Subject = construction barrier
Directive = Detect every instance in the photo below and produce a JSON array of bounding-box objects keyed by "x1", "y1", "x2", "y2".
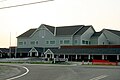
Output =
[{"x1": 92, "y1": 60, "x2": 118, "y2": 66}]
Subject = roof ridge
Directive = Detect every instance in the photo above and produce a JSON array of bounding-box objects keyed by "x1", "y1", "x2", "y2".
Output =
[
  {"x1": 43, "y1": 24, "x2": 55, "y2": 35},
  {"x1": 57, "y1": 25, "x2": 84, "y2": 28},
  {"x1": 17, "y1": 28, "x2": 37, "y2": 38},
  {"x1": 104, "y1": 29, "x2": 120, "y2": 37},
  {"x1": 42, "y1": 24, "x2": 55, "y2": 28},
  {"x1": 104, "y1": 29, "x2": 120, "y2": 32}
]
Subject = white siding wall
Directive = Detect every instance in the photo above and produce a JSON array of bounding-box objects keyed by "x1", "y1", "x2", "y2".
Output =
[
  {"x1": 17, "y1": 38, "x2": 29, "y2": 48},
  {"x1": 90, "y1": 38, "x2": 98, "y2": 45},
  {"x1": 17, "y1": 25, "x2": 56, "y2": 48},
  {"x1": 103, "y1": 30, "x2": 120, "y2": 45},
  {"x1": 17, "y1": 26, "x2": 96, "y2": 48},
  {"x1": 56, "y1": 36, "x2": 73, "y2": 46},
  {"x1": 73, "y1": 35, "x2": 81, "y2": 45},
  {"x1": 81, "y1": 27, "x2": 95, "y2": 45},
  {"x1": 98, "y1": 33, "x2": 109, "y2": 45}
]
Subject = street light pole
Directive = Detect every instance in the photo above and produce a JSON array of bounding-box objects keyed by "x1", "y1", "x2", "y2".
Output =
[{"x1": 9, "y1": 32, "x2": 11, "y2": 58}]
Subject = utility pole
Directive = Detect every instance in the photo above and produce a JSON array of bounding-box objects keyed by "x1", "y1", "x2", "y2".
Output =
[{"x1": 9, "y1": 32, "x2": 11, "y2": 58}]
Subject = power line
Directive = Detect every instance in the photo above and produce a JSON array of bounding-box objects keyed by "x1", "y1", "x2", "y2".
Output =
[{"x1": 0, "y1": 0, "x2": 54, "y2": 9}]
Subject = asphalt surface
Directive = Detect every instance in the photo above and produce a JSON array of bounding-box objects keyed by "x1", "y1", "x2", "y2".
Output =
[
  {"x1": 0, "y1": 64, "x2": 27, "y2": 80},
  {"x1": 7, "y1": 64, "x2": 120, "y2": 80},
  {"x1": 0, "y1": 65, "x2": 22, "y2": 80}
]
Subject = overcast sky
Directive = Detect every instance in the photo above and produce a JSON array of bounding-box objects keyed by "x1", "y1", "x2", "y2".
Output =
[{"x1": 0, "y1": 0, "x2": 120, "y2": 48}]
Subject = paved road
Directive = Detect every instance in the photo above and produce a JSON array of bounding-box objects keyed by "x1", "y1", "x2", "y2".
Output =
[
  {"x1": 9, "y1": 64, "x2": 120, "y2": 80},
  {"x1": 0, "y1": 64, "x2": 28, "y2": 80}
]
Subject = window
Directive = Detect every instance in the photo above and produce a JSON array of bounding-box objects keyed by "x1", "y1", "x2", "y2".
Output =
[
  {"x1": 36, "y1": 41, "x2": 38, "y2": 45},
  {"x1": 64, "y1": 40, "x2": 70, "y2": 44},
  {"x1": 103, "y1": 42, "x2": 104, "y2": 45},
  {"x1": 50, "y1": 41, "x2": 55, "y2": 44},
  {"x1": 60, "y1": 40, "x2": 63, "y2": 44},
  {"x1": 31, "y1": 41, "x2": 35, "y2": 45},
  {"x1": 24, "y1": 42, "x2": 26, "y2": 45},
  {"x1": 46, "y1": 41, "x2": 49, "y2": 44},
  {"x1": 82, "y1": 40, "x2": 90, "y2": 45},
  {"x1": 74, "y1": 40, "x2": 78, "y2": 44},
  {"x1": 18, "y1": 42, "x2": 23, "y2": 45},
  {"x1": 89, "y1": 41, "x2": 91, "y2": 44},
  {"x1": 82, "y1": 40, "x2": 85, "y2": 44},
  {"x1": 86, "y1": 41, "x2": 89, "y2": 44}
]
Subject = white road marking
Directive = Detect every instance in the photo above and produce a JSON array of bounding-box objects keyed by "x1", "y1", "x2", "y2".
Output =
[
  {"x1": 90, "y1": 75, "x2": 108, "y2": 80},
  {"x1": 6, "y1": 66, "x2": 29, "y2": 80}
]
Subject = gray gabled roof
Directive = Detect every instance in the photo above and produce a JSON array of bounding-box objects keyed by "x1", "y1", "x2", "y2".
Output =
[
  {"x1": 17, "y1": 47, "x2": 57, "y2": 53},
  {"x1": 17, "y1": 48, "x2": 31, "y2": 53},
  {"x1": 91, "y1": 32, "x2": 103, "y2": 39},
  {"x1": 17, "y1": 24, "x2": 93, "y2": 38},
  {"x1": 105, "y1": 29, "x2": 120, "y2": 37},
  {"x1": 56, "y1": 25, "x2": 84, "y2": 36},
  {"x1": 49, "y1": 47, "x2": 120, "y2": 55},
  {"x1": 17, "y1": 28, "x2": 37, "y2": 38},
  {"x1": 75, "y1": 26, "x2": 92, "y2": 35},
  {"x1": 43, "y1": 24, "x2": 55, "y2": 34}
]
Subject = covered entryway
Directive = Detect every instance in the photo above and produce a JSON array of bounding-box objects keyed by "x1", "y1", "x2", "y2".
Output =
[
  {"x1": 29, "y1": 47, "x2": 39, "y2": 57},
  {"x1": 44, "y1": 49, "x2": 54, "y2": 59}
]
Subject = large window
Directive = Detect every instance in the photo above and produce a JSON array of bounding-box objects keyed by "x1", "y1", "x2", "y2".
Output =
[
  {"x1": 18, "y1": 42, "x2": 23, "y2": 45},
  {"x1": 50, "y1": 41, "x2": 55, "y2": 44},
  {"x1": 82, "y1": 40, "x2": 90, "y2": 45},
  {"x1": 64, "y1": 40, "x2": 70, "y2": 44},
  {"x1": 46, "y1": 40, "x2": 56, "y2": 45},
  {"x1": 82, "y1": 40, "x2": 85, "y2": 44},
  {"x1": 30, "y1": 41, "x2": 39, "y2": 45},
  {"x1": 24, "y1": 42, "x2": 26, "y2": 45},
  {"x1": 60, "y1": 40, "x2": 63, "y2": 44},
  {"x1": 46, "y1": 41, "x2": 49, "y2": 44},
  {"x1": 86, "y1": 41, "x2": 89, "y2": 44},
  {"x1": 31, "y1": 41, "x2": 35, "y2": 45},
  {"x1": 74, "y1": 40, "x2": 78, "y2": 44},
  {"x1": 36, "y1": 41, "x2": 38, "y2": 45}
]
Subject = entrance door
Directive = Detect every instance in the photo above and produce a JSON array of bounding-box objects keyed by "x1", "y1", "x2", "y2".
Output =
[{"x1": 32, "y1": 52, "x2": 36, "y2": 57}]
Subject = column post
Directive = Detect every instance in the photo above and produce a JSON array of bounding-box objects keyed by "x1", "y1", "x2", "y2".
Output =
[
  {"x1": 20, "y1": 53, "x2": 22, "y2": 57},
  {"x1": 79, "y1": 55, "x2": 81, "y2": 59},
  {"x1": 76, "y1": 54, "x2": 78, "y2": 60},
  {"x1": 52, "y1": 54, "x2": 54, "y2": 59},
  {"x1": 68, "y1": 55, "x2": 69, "y2": 59},
  {"x1": 30, "y1": 52, "x2": 32, "y2": 57},
  {"x1": 88, "y1": 54, "x2": 90, "y2": 60},
  {"x1": 27, "y1": 53, "x2": 29, "y2": 57},
  {"x1": 45, "y1": 54, "x2": 47, "y2": 58},
  {"x1": 36, "y1": 52, "x2": 39, "y2": 57},
  {"x1": 64, "y1": 54, "x2": 65, "y2": 59},
  {"x1": 102, "y1": 55, "x2": 104, "y2": 60},
  {"x1": 117, "y1": 55, "x2": 119, "y2": 61},
  {"x1": 105, "y1": 55, "x2": 107, "y2": 60}
]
